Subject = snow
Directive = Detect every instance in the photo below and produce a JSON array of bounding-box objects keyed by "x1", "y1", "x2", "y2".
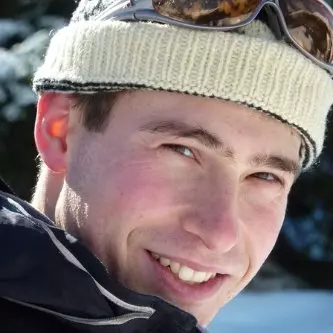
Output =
[
  {"x1": 0, "y1": 20, "x2": 33, "y2": 47},
  {"x1": 209, "y1": 291, "x2": 333, "y2": 333},
  {"x1": 37, "y1": 15, "x2": 67, "y2": 31}
]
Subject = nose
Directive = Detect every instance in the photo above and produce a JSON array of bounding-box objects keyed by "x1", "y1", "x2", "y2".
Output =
[{"x1": 181, "y1": 177, "x2": 240, "y2": 253}]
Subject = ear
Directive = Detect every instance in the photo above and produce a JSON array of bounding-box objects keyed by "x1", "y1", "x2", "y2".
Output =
[{"x1": 35, "y1": 93, "x2": 72, "y2": 173}]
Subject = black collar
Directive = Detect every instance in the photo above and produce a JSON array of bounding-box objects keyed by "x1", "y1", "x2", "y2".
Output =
[{"x1": 0, "y1": 176, "x2": 14, "y2": 195}]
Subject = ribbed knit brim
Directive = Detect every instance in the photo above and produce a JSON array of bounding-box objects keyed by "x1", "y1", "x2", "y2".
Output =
[{"x1": 33, "y1": 20, "x2": 333, "y2": 168}]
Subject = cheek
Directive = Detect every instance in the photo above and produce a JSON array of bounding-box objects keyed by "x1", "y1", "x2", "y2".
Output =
[
  {"x1": 79, "y1": 155, "x2": 178, "y2": 225},
  {"x1": 109, "y1": 163, "x2": 193, "y2": 222},
  {"x1": 104, "y1": 153, "x2": 203, "y2": 218},
  {"x1": 241, "y1": 190, "x2": 288, "y2": 266}
]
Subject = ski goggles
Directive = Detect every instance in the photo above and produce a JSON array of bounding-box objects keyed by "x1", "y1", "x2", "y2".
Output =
[{"x1": 95, "y1": 0, "x2": 333, "y2": 74}]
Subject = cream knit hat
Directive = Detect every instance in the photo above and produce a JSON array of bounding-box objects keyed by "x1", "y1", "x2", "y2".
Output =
[{"x1": 33, "y1": 1, "x2": 333, "y2": 168}]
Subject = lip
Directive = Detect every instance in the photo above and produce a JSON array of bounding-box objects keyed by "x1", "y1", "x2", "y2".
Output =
[{"x1": 145, "y1": 250, "x2": 229, "y2": 304}]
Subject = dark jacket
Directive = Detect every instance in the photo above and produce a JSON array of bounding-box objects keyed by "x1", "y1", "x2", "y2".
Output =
[{"x1": 0, "y1": 178, "x2": 204, "y2": 333}]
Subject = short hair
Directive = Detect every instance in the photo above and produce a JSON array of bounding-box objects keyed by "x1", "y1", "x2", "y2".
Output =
[{"x1": 72, "y1": 91, "x2": 121, "y2": 132}]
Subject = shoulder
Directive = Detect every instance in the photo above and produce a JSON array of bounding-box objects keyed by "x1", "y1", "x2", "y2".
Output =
[{"x1": 0, "y1": 189, "x2": 200, "y2": 333}]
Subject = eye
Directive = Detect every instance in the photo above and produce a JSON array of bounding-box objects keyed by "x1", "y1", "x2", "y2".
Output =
[
  {"x1": 163, "y1": 144, "x2": 195, "y2": 159},
  {"x1": 252, "y1": 172, "x2": 281, "y2": 183}
]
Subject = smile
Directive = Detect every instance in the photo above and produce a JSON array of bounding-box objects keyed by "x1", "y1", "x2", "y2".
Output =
[{"x1": 151, "y1": 252, "x2": 218, "y2": 284}]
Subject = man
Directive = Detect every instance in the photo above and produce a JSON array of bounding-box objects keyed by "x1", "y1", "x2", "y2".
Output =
[{"x1": 1, "y1": 0, "x2": 333, "y2": 332}]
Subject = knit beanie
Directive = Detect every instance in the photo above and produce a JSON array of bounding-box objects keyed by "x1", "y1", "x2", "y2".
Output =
[{"x1": 33, "y1": 0, "x2": 333, "y2": 168}]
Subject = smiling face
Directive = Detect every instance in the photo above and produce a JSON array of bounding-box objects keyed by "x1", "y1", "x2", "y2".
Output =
[{"x1": 43, "y1": 90, "x2": 301, "y2": 325}]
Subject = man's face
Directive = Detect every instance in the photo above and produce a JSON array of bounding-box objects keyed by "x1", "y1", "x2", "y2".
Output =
[{"x1": 56, "y1": 91, "x2": 301, "y2": 324}]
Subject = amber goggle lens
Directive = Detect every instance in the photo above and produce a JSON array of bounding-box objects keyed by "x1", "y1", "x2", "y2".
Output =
[
  {"x1": 152, "y1": 0, "x2": 333, "y2": 64},
  {"x1": 152, "y1": 0, "x2": 261, "y2": 26},
  {"x1": 280, "y1": 0, "x2": 333, "y2": 63}
]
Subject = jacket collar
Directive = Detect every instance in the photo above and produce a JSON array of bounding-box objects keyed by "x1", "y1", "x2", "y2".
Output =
[{"x1": 0, "y1": 176, "x2": 14, "y2": 195}]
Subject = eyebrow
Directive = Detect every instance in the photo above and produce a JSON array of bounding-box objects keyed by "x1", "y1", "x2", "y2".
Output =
[
  {"x1": 250, "y1": 154, "x2": 301, "y2": 178},
  {"x1": 140, "y1": 119, "x2": 301, "y2": 177},
  {"x1": 140, "y1": 120, "x2": 223, "y2": 150}
]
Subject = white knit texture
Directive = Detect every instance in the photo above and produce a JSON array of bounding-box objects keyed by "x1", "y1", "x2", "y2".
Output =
[{"x1": 33, "y1": 20, "x2": 333, "y2": 167}]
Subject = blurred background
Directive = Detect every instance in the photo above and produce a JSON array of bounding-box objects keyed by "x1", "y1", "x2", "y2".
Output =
[{"x1": 0, "y1": 1, "x2": 332, "y2": 332}]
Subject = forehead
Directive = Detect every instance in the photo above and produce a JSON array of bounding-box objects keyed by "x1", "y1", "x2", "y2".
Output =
[{"x1": 113, "y1": 90, "x2": 301, "y2": 148}]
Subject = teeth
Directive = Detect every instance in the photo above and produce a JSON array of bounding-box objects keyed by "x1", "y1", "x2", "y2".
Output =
[
  {"x1": 204, "y1": 273, "x2": 212, "y2": 282},
  {"x1": 178, "y1": 266, "x2": 195, "y2": 281},
  {"x1": 160, "y1": 257, "x2": 170, "y2": 267},
  {"x1": 170, "y1": 261, "x2": 181, "y2": 274},
  {"x1": 151, "y1": 253, "x2": 217, "y2": 284},
  {"x1": 192, "y1": 271, "x2": 207, "y2": 283},
  {"x1": 152, "y1": 253, "x2": 160, "y2": 259}
]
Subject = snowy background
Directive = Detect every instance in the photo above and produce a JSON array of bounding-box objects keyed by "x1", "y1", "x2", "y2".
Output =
[{"x1": 209, "y1": 291, "x2": 333, "y2": 333}]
